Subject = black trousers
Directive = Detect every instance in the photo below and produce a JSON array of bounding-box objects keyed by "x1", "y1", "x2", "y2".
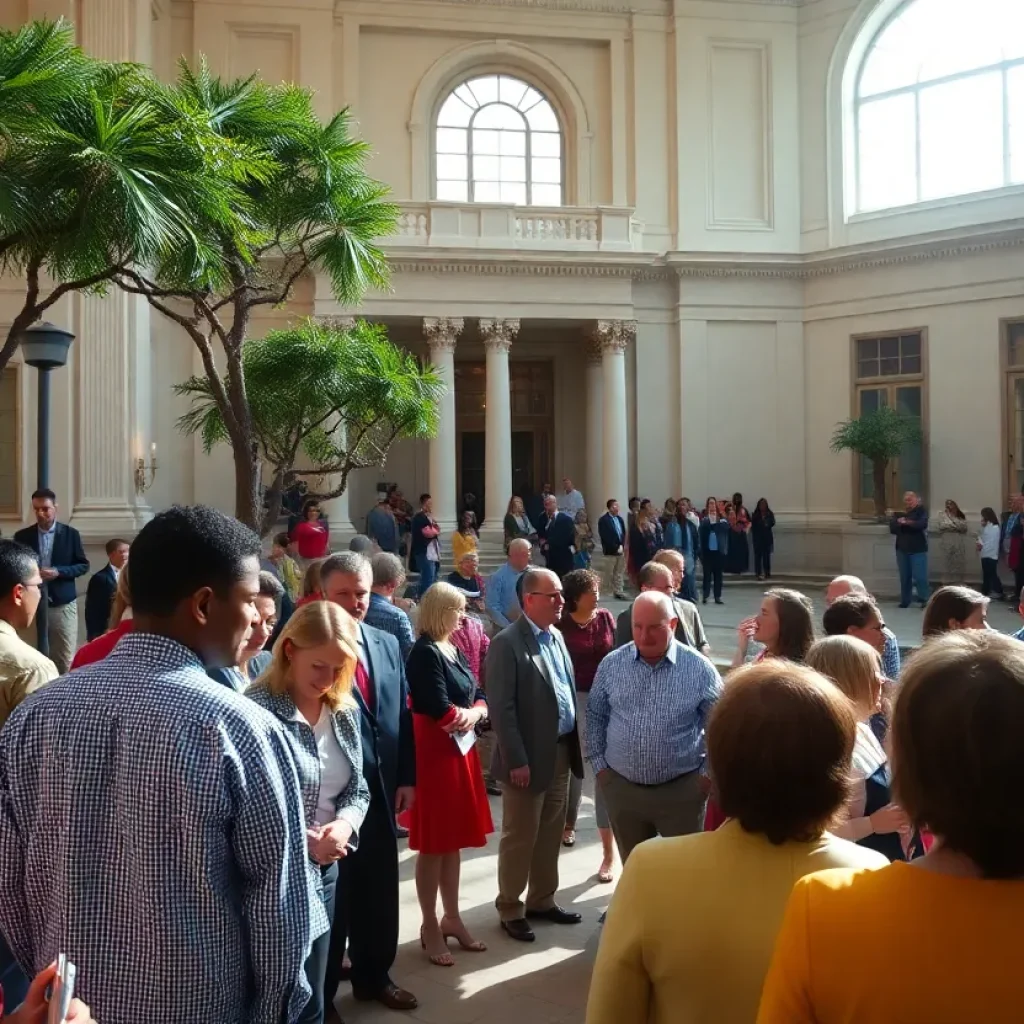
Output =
[
  {"x1": 701, "y1": 550, "x2": 724, "y2": 601},
  {"x1": 325, "y1": 800, "x2": 399, "y2": 1000},
  {"x1": 299, "y1": 862, "x2": 339, "y2": 1024},
  {"x1": 753, "y1": 545, "x2": 771, "y2": 578},
  {"x1": 981, "y1": 557, "x2": 1004, "y2": 598}
]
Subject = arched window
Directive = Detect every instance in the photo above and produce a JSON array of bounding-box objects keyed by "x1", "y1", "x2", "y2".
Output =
[
  {"x1": 853, "y1": 0, "x2": 1024, "y2": 213},
  {"x1": 435, "y1": 74, "x2": 563, "y2": 206}
]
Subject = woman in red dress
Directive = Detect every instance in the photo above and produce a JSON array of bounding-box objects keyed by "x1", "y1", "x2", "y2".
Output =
[
  {"x1": 406, "y1": 582, "x2": 493, "y2": 967},
  {"x1": 290, "y1": 499, "x2": 330, "y2": 563}
]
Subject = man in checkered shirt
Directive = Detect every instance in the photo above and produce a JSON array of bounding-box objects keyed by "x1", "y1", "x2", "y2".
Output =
[{"x1": 0, "y1": 505, "x2": 322, "y2": 1024}]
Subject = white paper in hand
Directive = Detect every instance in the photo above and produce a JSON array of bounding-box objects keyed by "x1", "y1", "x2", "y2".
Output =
[{"x1": 452, "y1": 729, "x2": 477, "y2": 756}]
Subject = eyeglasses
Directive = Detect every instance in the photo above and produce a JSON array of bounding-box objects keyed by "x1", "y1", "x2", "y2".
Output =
[
  {"x1": 22, "y1": 581, "x2": 43, "y2": 589},
  {"x1": 531, "y1": 591, "x2": 564, "y2": 601}
]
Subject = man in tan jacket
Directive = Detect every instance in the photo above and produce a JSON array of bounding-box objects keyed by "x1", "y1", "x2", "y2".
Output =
[{"x1": 0, "y1": 540, "x2": 57, "y2": 728}]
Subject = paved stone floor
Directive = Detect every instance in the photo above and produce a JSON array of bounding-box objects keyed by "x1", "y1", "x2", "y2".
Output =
[
  {"x1": 333, "y1": 785, "x2": 608, "y2": 1024},
  {"x1": 335, "y1": 576, "x2": 1023, "y2": 1023}
]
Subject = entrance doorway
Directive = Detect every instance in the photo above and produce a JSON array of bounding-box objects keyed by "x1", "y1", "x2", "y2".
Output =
[{"x1": 454, "y1": 361, "x2": 554, "y2": 520}]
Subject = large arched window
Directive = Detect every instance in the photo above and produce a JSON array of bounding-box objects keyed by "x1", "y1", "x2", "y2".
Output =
[
  {"x1": 434, "y1": 74, "x2": 563, "y2": 206},
  {"x1": 853, "y1": 0, "x2": 1024, "y2": 213}
]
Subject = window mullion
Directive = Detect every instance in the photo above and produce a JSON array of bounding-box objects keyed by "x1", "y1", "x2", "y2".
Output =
[
  {"x1": 1003, "y1": 66, "x2": 1012, "y2": 188},
  {"x1": 526, "y1": 129, "x2": 532, "y2": 206}
]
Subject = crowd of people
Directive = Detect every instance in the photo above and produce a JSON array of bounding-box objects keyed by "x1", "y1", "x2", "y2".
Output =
[{"x1": 1, "y1": 480, "x2": 1023, "y2": 1023}]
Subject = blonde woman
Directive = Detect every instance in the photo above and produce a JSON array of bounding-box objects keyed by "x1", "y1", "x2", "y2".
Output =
[
  {"x1": 406, "y1": 582, "x2": 493, "y2": 966},
  {"x1": 806, "y1": 636, "x2": 922, "y2": 863},
  {"x1": 297, "y1": 557, "x2": 326, "y2": 607},
  {"x1": 71, "y1": 566, "x2": 134, "y2": 669},
  {"x1": 248, "y1": 601, "x2": 370, "y2": 1024}
]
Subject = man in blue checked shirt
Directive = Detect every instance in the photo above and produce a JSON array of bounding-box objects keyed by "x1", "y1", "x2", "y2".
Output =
[
  {"x1": 485, "y1": 538, "x2": 531, "y2": 630},
  {"x1": 0, "y1": 506, "x2": 320, "y2": 1024},
  {"x1": 587, "y1": 590, "x2": 723, "y2": 864}
]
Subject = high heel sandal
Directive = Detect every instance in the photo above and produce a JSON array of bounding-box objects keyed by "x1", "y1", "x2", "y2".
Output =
[
  {"x1": 420, "y1": 926, "x2": 455, "y2": 967},
  {"x1": 440, "y1": 916, "x2": 487, "y2": 952}
]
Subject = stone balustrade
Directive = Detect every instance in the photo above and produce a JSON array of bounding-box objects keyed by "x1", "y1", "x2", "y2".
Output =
[{"x1": 384, "y1": 201, "x2": 643, "y2": 252}]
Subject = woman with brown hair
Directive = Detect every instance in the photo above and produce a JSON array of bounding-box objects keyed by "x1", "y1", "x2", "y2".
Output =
[
  {"x1": 503, "y1": 495, "x2": 537, "y2": 550},
  {"x1": 587, "y1": 661, "x2": 885, "y2": 1024},
  {"x1": 806, "y1": 635, "x2": 921, "y2": 862},
  {"x1": 558, "y1": 568, "x2": 617, "y2": 880},
  {"x1": 732, "y1": 588, "x2": 815, "y2": 668},
  {"x1": 247, "y1": 600, "x2": 369, "y2": 1024},
  {"x1": 759, "y1": 631, "x2": 1024, "y2": 1022},
  {"x1": 922, "y1": 584, "x2": 989, "y2": 637},
  {"x1": 936, "y1": 498, "x2": 969, "y2": 584}
]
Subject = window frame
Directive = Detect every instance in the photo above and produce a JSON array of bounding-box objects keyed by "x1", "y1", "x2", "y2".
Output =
[
  {"x1": 849, "y1": 327, "x2": 929, "y2": 516},
  {"x1": 432, "y1": 71, "x2": 566, "y2": 207},
  {"x1": 851, "y1": 0, "x2": 1024, "y2": 216},
  {"x1": 0, "y1": 362, "x2": 21, "y2": 516},
  {"x1": 1001, "y1": 316, "x2": 1024, "y2": 509}
]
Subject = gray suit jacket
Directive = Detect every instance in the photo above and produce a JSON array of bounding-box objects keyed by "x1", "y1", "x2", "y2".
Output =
[
  {"x1": 614, "y1": 597, "x2": 709, "y2": 652},
  {"x1": 485, "y1": 615, "x2": 584, "y2": 793}
]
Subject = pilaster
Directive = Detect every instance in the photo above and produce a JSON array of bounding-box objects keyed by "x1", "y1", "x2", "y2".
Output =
[
  {"x1": 423, "y1": 317, "x2": 463, "y2": 532},
  {"x1": 480, "y1": 318, "x2": 519, "y2": 537}
]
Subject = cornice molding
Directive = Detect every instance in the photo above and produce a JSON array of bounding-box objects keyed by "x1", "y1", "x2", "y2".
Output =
[
  {"x1": 404, "y1": 0, "x2": 640, "y2": 12},
  {"x1": 387, "y1": 224, "x2": 1024, "y2": 281}
]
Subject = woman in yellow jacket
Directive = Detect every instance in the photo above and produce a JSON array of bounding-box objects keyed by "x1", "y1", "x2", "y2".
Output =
[
  {"x1": 451, "y1": 511, "x2": 479, "y2": 565},
  {"x1": 587, "y1": 661, "x2": 886, "y2": 1024},
  {"x1": 758, "y1": 631, "x2": 1024, "y2": 1024}
]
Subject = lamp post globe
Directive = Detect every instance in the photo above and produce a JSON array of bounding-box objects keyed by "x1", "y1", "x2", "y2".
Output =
[{"x1": 19, "y1": 321, "x2": 75, "y2": 370}]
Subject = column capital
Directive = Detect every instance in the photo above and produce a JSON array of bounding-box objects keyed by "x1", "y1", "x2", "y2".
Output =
[
  {"x1": 316, "y1": 314, "x2": 357, "y2": 331},
  {"x1": 585, "y1": 336, "x2": 604, "y2": 365},
  {"x1": 592, "y1": 319, "x2": 637, "y2": 353},
  {"x1": 480, "y1": 318, "x2": 520, "y2": 353},
  {"x1": 423, "y1": 317, "x2": 464, "y2": 353}
]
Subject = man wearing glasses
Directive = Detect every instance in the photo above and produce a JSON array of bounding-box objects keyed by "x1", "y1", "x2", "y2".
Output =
[
  {"x1": 0, "y1": 540, "x2": 56, "y2": 729},
  {"x1": 486, "y1": 568, "x2": 584, "y2": 943}
]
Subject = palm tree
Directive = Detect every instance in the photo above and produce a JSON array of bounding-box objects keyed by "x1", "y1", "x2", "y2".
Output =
[
  {"x1": 115, "y1": 59, "x2": 399, "y2": 531},
  {"x1": 175, "y1": 318, "x2": 443, "y2": 536},
  {"x1": 0, "y1": 21, "x2": 244, "y2": 375},
  {"x1": 830, "y1": 406, "x2": 924, "y2": 519}
]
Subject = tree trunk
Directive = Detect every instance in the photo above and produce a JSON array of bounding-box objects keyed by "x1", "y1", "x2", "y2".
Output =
[
  {"x1": 231, "y1": 437, "x2": 262, "y2": 532},
  {"x1": 872, "y1": 457, "x2": 889, "y2": 520}
]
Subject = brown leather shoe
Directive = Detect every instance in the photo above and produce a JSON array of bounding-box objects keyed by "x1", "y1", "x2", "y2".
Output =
[{"x1": 353, "y1": 983, "x2": 418, "y2": 1011}]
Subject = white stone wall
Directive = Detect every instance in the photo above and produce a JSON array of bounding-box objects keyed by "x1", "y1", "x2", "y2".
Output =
[{"x1": 0, "y1": 0, "x2": 1021, "y2": 585}]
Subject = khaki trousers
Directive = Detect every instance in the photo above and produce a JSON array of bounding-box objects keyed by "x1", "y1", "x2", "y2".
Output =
[
  {"x1": 599, "y1": 553, "x2": 625, "y2": 597},
  {"x1": 20, "y1": 602, "x2": 77, "y2": 676},
  {"x1": 495, "y1": 742, "x2": 570, "y2": 921},
  {"x1": 600, "y1": 767, "x2": 706, "y2": 863}
]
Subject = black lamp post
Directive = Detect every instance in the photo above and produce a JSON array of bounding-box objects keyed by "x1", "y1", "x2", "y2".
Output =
[{"x1": 18, "y1": 321, "x2": 75, "y2": 656}]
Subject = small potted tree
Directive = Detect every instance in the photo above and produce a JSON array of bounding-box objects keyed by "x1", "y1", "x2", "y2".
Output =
[{"x1": 830, "y1": 406, "x2": 924, "y2": 521}]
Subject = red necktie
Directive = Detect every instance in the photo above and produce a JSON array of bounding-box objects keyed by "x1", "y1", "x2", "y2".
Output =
[{"x1": 354, "y1": 660, "x2": 374, "y2": 711}]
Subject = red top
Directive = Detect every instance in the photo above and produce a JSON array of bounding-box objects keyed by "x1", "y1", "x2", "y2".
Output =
[
  {"x1": 559, "y1": 608, "x2": 616, "y2": 692},
  {"x1": 71, "y1": 619, "x2": 135, "y2": 669},
  {"x1": 291, "y1": 519, "x2": 330, "y2": 559}
]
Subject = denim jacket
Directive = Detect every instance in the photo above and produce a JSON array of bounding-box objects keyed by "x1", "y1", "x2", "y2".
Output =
[{"x1": 246, "y1": 685, "x2": 370, "y2": 846}]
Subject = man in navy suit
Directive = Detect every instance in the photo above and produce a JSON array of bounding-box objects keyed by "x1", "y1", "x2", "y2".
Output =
[
  {"x1": 13, "y1": 489, "x2": 89, "y2": 674},
  {"x1": 84, "y1": 538, "x2": 129, "y2": 641},
  {"x1": 320, "y1": 552, "x2": 418, "y2": 1014},
  {"x1": 597, "y1": 498, "x2": 628, "y2": 600},
  {"x1": 536, "y1": 493, "x2": 575, "y2": 579}
]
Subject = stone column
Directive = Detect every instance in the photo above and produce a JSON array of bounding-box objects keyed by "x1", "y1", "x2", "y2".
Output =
[
  {"x1": 480, "y1": 318, "x2": 518, "y2": 535},
  {"x1": 584, "y1": 337, "x2": 604, "y2": 506},
  {"x1": 70, "y1": 0, "x2": 154, "y2": 539},
  {"x1": 423, "y1": 317, "x2": 463, "y2": 532},
  {"x1": 596, "y1": 320, "x2": 635, "y2": 508},
  {"x1": 316, "y1": 316, "x2": 356, "y2": 546}
]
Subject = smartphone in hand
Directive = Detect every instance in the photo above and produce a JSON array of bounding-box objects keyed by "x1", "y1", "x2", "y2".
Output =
[{"x1": 48, "y1": 954, "x2": 77, "y2": 1024}]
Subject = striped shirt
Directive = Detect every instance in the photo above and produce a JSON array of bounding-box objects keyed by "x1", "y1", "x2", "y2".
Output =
[
  {"x1": 0, "y1": 633, "x2": 321, "y2": 1024},
  {"x1": 586, "y1": 639, "x2": 723, "y2": 785}
]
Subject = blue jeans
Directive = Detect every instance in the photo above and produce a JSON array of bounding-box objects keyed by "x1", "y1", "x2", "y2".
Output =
[
  {"x1": 681, "y1": 552, "x2": 698, "y2": 603},
  {"x1": 897, "y1": 550, "x2": 929, "y2": 606},
  {"x1": 299, "y1": 861, "x2": 339, "y2": 1024},
  {"x1": 417, "y1": 554, "x2": 438, "y2": 598}
]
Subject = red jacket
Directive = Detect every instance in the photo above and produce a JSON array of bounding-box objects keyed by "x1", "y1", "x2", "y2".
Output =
[
  {"x1": 291, "y1": 520, "x2": 329, "y2": 560},
  {"x1": 71, "y1": 619, "x2": 134, "y2": 669}
]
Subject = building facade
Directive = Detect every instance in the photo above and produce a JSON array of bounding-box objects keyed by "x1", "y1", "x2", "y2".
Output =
[{"x1": 1, "y1": 0, "x2": 1023, "y2": 585}]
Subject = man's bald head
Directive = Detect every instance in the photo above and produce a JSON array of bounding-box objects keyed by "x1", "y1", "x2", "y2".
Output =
[
  {"x1": 521, "y1": 567, "x2": 563, "y2": 629},
  {"x1": 653, "y1": 549, "x2": 685, "y2": 589},
  {"x1": 826, "y1": 574, "x2": 867, "y2": 607},
  {"x1": 632, "y1": 590, "x2": 678, "y2": 662},
  {"x1": 507, "y1": 537, "x2": 532, "y2": 571}
]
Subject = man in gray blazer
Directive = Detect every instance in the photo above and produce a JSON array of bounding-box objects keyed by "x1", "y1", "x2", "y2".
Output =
[{"x1": 486, "y1": 567, "x2": 584, "y2": 942}]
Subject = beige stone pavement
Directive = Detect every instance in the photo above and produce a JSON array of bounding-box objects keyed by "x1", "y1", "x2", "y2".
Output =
[{"x1": 332, "y1": 783, "x2": 610, "y2": 1024}]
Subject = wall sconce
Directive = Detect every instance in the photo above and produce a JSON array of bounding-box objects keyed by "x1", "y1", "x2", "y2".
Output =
[{"x1": 135, "y1": 442, "x2": 157, "y2": 494}]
